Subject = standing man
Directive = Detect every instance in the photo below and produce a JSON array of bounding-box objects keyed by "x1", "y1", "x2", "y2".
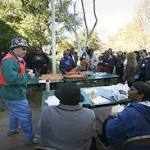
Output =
[
  {"x1": 68, "y1": 47, "x2": 78, "y2": 66},
  {"x1": 26, "y1": 44, "x2": 50, "y2": 76},
  {"x1": 0, "y1": 38, "x2": 35, "y2": 144}
]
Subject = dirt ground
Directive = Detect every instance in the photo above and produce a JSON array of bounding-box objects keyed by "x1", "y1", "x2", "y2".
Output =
[{"x1": 0, "y1": 101, "x2": 41, "y2": 150}]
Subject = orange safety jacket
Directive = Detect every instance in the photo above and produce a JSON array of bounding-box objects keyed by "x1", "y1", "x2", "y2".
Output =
[{"x1": 0, "y1": 53, "x2": 26, "y2": 86}]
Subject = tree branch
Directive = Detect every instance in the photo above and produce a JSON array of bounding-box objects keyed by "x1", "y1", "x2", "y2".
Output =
[
  {"x1": 59, "y1": 0, "x2": 76, "y2": 33},
  {"x1": 81, "y1": 0, "x2": 98, "y2": 49},
  {"x1": 89, "y1": 0, "x2": 98, "y2": 37},
  {"x1": 81, "y1": 0, "x2": 89, "y2": 37},
  {"x1": 59, "y1": 0, "x2": 81, "y2": 51}
]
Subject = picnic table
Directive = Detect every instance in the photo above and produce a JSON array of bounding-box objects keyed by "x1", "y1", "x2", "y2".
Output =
[
  {"x1": 27, "y1": 72, "x2": 119, "y2": 105},
  {"x1": 41, "y1": 84, "x2": 130, "y2": 109},
  {"x1": 27, "y1": 72, "x2": 119, "y2": 88}
]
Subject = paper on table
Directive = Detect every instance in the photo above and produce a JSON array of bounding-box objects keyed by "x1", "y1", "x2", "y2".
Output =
[
  {"x1": 39, "y1": 80, "x2": 52, "y2": 84},
  {"x1": 82, "y1": 88, "x2": 99, "y2": 95},
  {"x1": 91, "y1": 96, "x2": 110, "y2": 105},
  {"x1": 45, "y1": 96, "x2": 60, "y2": 106},
  {"x1": 96, "y1": 72, "x2": 107, "y2": 76},
  {"x1": 102, "y1": 83, "x2": 129, "y2": 101},
  {"x1": 39, "y1": 80, "x2": 46, "y2": 84}
]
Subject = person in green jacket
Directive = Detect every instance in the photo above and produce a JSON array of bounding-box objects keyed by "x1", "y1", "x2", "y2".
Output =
[{"x1": 0, "y1": 38, "x2": 36, "y2": 144}]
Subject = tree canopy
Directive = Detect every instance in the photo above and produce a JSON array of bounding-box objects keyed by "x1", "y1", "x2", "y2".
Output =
[
  {"x1": 1, "y1": 0, "x2": 149, "y2": 53},
  {"x1": 0, "y1": 0, "x2": 102, "y2": 53},
  {"x1": 0, "y1": 19, "x2": 21, "y2": 50},
  {"x1": 0, "y1": 0, "x2": 75, "y2": 50}
]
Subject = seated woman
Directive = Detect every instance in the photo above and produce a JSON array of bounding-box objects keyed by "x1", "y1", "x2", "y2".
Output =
[
  {"x1": 40, "y1": 82, "x2": 96, "y2": 150},
  {"x1": 105, "y1": 81, "x2": 150, "y2": 150},
  {"x1": 59, "y1": 50, "x2": 76, "y2": 74}
]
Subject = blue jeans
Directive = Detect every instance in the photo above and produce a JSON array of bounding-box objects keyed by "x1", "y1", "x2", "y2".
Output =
[{"x1": 4, "y1": 99, "x2": 33, "y2": 141}]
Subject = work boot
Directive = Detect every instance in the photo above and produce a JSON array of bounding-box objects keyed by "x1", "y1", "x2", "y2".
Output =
[
  {"x1": 7, "y1": 129, "x2": 19, "y2": 136},
  {"x1": 25, "y1": 137, "x2": 39, "y2": 145}
]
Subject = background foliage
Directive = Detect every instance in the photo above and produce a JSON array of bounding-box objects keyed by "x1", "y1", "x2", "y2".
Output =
[{"x1": 0, "y1": 0, "x2": 150, "y2": 52}]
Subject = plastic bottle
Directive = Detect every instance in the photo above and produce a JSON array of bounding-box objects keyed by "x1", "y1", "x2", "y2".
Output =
[
  {"x1": 92, "y1": 64, "x2": 96, "y2": 74},
  {"x1": 91, "y1": 90, "x2": 96, "y2": 99},
  {"x1": 45, "y1": 80, "x2": 50, "y2": 92},
  {"x1": 92, "y1": 61, "x2": 97, "y2": 76}
]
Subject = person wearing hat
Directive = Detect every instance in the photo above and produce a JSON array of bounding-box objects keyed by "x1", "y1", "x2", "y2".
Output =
[
  {"x1": 105, "y1": 81, "x2": 150, "y2": 150},
  {"x1": 40, "y1": 82, "x2": 96, "y2": 150},
  {"x1": 0, "y1": 38, "x2": 36, "y2": 144}
]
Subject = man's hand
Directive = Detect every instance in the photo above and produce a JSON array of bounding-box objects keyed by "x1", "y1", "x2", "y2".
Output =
[
  {"x1": 28, "y1": 72, "x2": 35, "y2": 79},
  {"x1": 27, "y1": 69, "x2": 33, "y2": 73}
]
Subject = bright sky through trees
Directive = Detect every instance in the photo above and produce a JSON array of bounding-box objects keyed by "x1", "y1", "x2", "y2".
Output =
[{"x1": 76, "y1": 0, "x2": 140, "y2": 41}]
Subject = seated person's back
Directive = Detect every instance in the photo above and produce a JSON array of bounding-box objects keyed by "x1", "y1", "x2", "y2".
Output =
[{"x1": 40, "y1": 83, "x2": 96, "y2": 150}]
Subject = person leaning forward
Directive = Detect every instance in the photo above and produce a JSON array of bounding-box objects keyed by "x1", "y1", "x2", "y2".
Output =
[
  {"x1": 0, "y1": 38, "x2": 36, "y2": 144},
  {"x1": 105, "y1": 81, "x2": 150, "y2": 150}
]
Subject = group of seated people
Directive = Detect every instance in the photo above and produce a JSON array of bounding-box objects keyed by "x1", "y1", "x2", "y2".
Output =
[{"x1": 39, "y1": 81, "x2": 150, "y2": 150}]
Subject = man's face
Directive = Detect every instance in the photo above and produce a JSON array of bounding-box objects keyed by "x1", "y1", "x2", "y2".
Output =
[
  {"x1": 14, "y1": 47, "x2": 27, "y2": 57},
  {"x1": 36, "y1": 47, "x2": 42, "y2": 54},
  {"x1": 128, "y1": 86, "x2": 143, "y2": 101},
  {"x1": 70, "y1": 49, "x2": 74, "y2": 55},
  {"x1": 63, "y1": 51, "x2": 69, "y2": 59}
]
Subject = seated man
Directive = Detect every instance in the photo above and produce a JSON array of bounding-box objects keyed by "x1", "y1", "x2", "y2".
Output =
[
  {"x1": 105, "y1": 81, "x2": 150, "y2": 150},
  {"x1": 59, "y1": 50, "x2": 76, "y2": 74},
  {"x1": 40, "y1": 82, "x2": 96, "y2": 150}
]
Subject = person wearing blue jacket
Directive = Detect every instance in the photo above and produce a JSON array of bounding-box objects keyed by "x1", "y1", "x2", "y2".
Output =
[
  {"x1": 59, "y1": 50, "x2": 76, "y2": 74},
  {"x1": 105, "y1": 81, "x2": 150, "y2": 150}
]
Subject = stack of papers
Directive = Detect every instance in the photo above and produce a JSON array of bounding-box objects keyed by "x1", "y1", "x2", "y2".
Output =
[
  {"x1": 102, "y1": 83, "x2": 129, "y2": 101},
  {"x1": 82, "y1": 83, "x2": 129, "y2": 102},
  {"x1": 45, "y1": 96, "x2": 60, "y2": 106}
]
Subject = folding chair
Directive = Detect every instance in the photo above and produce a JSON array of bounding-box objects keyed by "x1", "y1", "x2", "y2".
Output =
[
  {"x1": 34, "y1": 146, "x2": 56, "y2": 150},
  {"x1": 122, "y1": 135, "x2": 150, "y2": 150}
]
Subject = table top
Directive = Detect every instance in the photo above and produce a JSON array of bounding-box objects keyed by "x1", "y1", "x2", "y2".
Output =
[
  {"x1": 88, "y1": 72, "x2": 119, "y2": 80},
  {"x1": 28, "y1": 72, "x2": 119, "y2": 85},
  {"x1": 41, "y1": 84, "x2": 130, "y2": 109}
]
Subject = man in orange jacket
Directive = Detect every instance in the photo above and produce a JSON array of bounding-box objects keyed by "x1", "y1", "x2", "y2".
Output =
[{"x1": 0, "y1": 38, "x2": 36, "y2": 144}]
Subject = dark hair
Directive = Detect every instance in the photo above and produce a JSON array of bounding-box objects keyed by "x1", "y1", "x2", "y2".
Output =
[
  {"x1": 132, "y1": 81, "x2": 150, "y2": 101},
  {"x1": 80, "y1": 52, "x2": 86, "y2": 61},
  {"x1": 55, "y1": 82, "x2": 81, "y2": 105}
]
